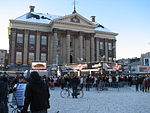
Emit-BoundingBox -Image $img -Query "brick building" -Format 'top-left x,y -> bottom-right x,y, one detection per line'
8,6 -> 118,69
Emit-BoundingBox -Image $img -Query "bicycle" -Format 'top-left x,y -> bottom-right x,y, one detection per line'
9,103 -> 22,113
9,103 -> 31,113
60,87 -> 84,98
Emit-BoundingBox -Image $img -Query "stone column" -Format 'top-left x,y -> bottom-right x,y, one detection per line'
47,33 -> 52,64
66,31 -> 71,64
23,30 -> 29,64
113,39 -> 116,59
79,32 -> 83,62
53,29 -> 58,64
35,31 -> 41,61
96,40 -> 99,62
105,40 -> 108,61
10,28 -> 16,64
91,35 -> 95,62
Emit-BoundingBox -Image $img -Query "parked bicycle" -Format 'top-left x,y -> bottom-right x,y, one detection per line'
60,87 -> 84,98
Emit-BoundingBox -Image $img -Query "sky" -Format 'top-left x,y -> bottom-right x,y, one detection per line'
0,0 -> 150,60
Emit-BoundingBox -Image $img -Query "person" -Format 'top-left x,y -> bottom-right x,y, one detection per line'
80,76 -> 84,90
0,76 -> 9,113
135,76 -> 140,92
71,76 -> 80,98
85,76 -> 91,91
21,71 -> 50,113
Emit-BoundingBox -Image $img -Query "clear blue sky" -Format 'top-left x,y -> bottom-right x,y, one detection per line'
0,0 -> 150,59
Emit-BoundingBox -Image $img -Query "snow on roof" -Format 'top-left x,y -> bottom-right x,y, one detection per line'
93,21 -> 112,33
15,12 -> 113,33
15,12 -> 61,24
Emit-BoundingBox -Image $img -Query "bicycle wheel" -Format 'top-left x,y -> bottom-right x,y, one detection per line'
11,108 -> 19,113
60,89 -> 69,98
77,89 -> 84,98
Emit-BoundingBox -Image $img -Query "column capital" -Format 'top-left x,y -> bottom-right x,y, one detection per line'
48,32 -> 52,36
113,39 -> 117,42
90,33 -> 95,37
52,28 -> 58,33
11,28 -> 16,32
24,29 -> 29,33
66,30 -> 72,35
36,31 -> 41,36
78,31 -> 84,36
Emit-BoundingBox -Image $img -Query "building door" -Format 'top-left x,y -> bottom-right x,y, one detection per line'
70,55 -> 73,63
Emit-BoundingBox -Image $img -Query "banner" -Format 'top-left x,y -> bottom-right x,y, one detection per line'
12,83 -> 27,106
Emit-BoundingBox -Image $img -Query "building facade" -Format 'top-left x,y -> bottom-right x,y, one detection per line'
8,6 -> 118,68
117,57 -> 141,73
141,52 -> 150,66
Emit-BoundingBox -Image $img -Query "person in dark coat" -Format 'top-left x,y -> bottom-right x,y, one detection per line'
135,76 -> 140,91
71,76 -> 80,98
85,76 -> 91,91
0,76 -> 9,113
21,71 -> 50,113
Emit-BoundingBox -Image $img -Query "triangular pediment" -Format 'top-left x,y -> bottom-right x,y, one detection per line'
53,13 -> 97,28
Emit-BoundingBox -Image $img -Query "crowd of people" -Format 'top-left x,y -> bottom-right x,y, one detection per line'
0,72 -> 50,113
0,72 -> 150,113
47,74 -> 150,91
135,75 -> 150,92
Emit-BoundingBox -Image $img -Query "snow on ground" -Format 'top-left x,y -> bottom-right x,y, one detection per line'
48,86 -> 150,113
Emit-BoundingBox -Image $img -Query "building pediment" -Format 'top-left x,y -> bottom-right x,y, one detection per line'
53,13 -> 96,28
51,13 -> 97,33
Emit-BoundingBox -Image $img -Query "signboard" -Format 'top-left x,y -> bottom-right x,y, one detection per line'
103,63 -> 121,71
32,62 -> 47,70
66,64 -> 87,71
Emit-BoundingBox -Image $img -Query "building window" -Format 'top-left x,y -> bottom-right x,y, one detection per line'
70,41 -> 72,47
28,52 -> 35,64
17,34 -> 23,43
0,58 -> 3,61
29,35 -> 35,44
41,36 -> 47,45
41,53 -> 47,61
16,52 -> 22,63
55,37 -> 60,46
144,58 -> 149,66
99,42 -> 104,50
58,37 -> 61,46
108,43 -> 112,50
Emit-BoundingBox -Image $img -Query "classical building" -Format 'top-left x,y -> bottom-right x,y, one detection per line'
8,6 -> 118,68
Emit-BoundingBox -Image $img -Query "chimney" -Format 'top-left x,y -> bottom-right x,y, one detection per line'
29,6 -> 35,12
90,16 -> 95,22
